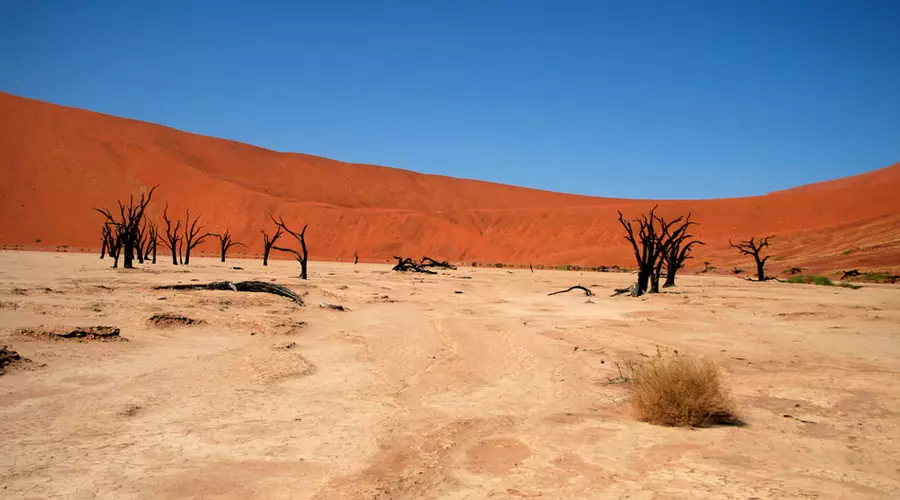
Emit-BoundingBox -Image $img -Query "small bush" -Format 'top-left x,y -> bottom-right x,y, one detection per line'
786,274 -> 834,286
632,355 -> 740,427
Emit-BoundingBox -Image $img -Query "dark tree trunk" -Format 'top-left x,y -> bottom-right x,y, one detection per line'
664,268 -> 677,287
185,247 -> 192,265
636,270 -> 650,296
152,242 -> 157,264
122,242 -> 134,269
756,260 -> 765,281
263,247 -> 271,266
101,237 -> 107,259
300,259 -> 308,280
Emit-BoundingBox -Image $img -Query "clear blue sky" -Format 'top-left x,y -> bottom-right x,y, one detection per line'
2,1 -> 898,199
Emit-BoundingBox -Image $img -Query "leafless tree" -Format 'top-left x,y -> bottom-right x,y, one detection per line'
102,223 -> 122,268
261,225 -> 283,266
182,210 -> 211,265
617,206 -> 697,295
142,221 -> 160,264
100,226 -> 108,259
162,205 -> 183,265
269,215 -> 308,279
94,186 -> 157,269
134,220 -> 147,264
661,214 -> 704,287
618,206 -> 679,296
354,251 -> 359,265
213,229 -> 244,262
729,236 -> 774,281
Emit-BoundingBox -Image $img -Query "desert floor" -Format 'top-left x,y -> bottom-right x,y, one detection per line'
1,251 -> 899,499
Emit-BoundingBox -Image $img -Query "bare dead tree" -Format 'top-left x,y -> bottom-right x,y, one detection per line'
134,220 -> 147,264
729,236 -> 774,281
617,206 -> 665,296
102,223 -> 122,268
100,227 -> 108,259
393,256 -> 437,274
261,225 -> 283,266
354,251 -> 359,265
661,213 -> 704,288
269,215 -> 309,279
182,210 -> 211,265
161,205 -> 183,265
143,221 -> 160,264
213,229 -> 244,262
93,186 -> 157,269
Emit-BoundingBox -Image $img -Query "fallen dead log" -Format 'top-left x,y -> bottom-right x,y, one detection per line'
154,280 -> 304,305
420,256 -> 456,270
392,256 -> 437,274
17,326 -> 126,342
611,284 -> 637,297
548,285 -> 594,297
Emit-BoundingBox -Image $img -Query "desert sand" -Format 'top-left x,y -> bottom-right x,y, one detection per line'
2,92 -> 899,273
2,251 -> 899,499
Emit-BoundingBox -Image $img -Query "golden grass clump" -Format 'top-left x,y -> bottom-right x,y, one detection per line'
632,354 -> 741,427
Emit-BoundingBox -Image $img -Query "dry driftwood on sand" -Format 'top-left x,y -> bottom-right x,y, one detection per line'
155,280 -> 304,305
548,285 -> 594,297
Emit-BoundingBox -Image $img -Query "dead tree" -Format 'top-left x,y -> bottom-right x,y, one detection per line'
617,206 -> 666,296
161,205 -> 183,265
143,221 -> 160,264
393,256 -> 437,274
102,223 -> 122,268
420,256 -> 457,270
261,225 -> 283,266
661,214 -> 704,287
269,215 -> 309,279
94,186 -> 157,269
134,220 -> 147,264
213,230 -> 244,262
354,251 -> 359,265
729,236 -> 774,281
100,227 -> 108,259
182,210 -> 211,265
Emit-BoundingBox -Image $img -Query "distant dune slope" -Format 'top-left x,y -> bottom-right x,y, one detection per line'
2,92 -> 898,273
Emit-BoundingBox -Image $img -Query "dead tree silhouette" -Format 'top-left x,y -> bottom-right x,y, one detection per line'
182,210 -> 211,265
261,225 -> 284,266
213,230 -> 245,262
269,215 -> 309,279
661,214 -> 704,287
161,205 -> 183,265
93,186 -> 157,269
729,236 -> 775,281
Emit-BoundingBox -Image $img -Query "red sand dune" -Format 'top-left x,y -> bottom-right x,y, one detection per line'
1,92 -> 898,273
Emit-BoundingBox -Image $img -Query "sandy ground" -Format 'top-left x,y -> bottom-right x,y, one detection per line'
1,251 -> 899,499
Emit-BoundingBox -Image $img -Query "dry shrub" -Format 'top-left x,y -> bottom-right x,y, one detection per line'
632,354 -> 741,427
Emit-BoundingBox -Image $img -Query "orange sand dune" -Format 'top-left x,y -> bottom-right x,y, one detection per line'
1,92 -> 898,273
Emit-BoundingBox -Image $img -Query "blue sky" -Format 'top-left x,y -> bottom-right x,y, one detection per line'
2,1 -> 898,199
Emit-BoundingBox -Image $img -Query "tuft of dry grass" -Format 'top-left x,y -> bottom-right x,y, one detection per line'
632,354 -> 741,427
